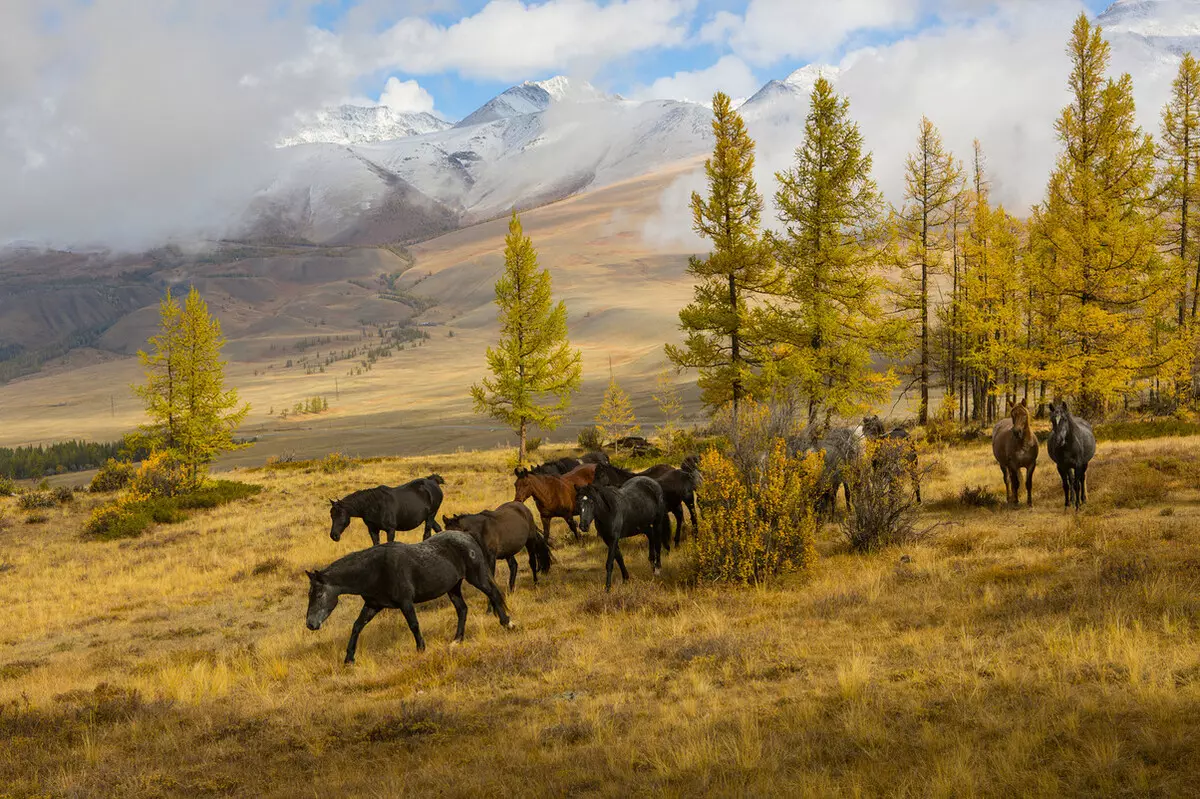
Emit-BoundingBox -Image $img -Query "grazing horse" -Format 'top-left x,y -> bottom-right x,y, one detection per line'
992,400 -> 1039,506
304,532 -> 513,664
513,468 -> 590,542
576,478 -> 668,591
1047,401 -> 1096,509
443,501 -> 553,603
580,451 -> 610,465
862,416 -> 921,503
791,427 -> 865,518
329,474 -> 445,545
593,461 -> 699,548
531,457 -> 581,477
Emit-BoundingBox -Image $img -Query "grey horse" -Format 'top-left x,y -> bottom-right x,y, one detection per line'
1047,400 -> 1096,509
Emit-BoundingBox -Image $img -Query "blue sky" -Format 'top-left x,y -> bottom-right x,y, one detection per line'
304,0 -> 1118,120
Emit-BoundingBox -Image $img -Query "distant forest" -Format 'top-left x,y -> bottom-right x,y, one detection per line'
0,439 -> 148,480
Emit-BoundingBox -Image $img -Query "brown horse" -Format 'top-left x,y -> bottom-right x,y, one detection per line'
443,502 -> 552,613
513,466 -> 595,542
992,399 -> 1039,506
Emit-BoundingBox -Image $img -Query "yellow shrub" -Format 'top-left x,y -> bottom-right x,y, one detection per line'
131,451 -> 190,498
695,440 -> 820,584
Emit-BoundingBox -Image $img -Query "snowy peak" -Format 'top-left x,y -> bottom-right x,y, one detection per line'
784,64 -> 840,94
456,76 -> 615,128
740,64 -> 838,117
280,105 -> 452,147
1098,0 -> 1200,36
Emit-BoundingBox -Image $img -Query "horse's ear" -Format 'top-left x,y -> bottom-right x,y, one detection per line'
513,467 -> 521,476
306,570 -> 324,583
328,498 -> 337,506
1059,401 -> 1069,414
1019,398 -> 1027,408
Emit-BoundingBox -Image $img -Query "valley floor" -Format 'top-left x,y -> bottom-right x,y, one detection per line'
3,438 -> 1200,797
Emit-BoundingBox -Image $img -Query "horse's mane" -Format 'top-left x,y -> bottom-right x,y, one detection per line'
1011,403 -> 1036,445
336,485 -> 392,513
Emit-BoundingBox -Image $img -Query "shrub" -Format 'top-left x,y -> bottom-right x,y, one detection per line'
131,451 -> 191,498
17,491 -> 55,511
694,440 -> 820,584
924,392 -> 959,445
320,452 -> 355,473
959,485 -> 1001,509
0,476 -> 15,496
53,486 -> 76,504
1094,418 -> 1200,442
577,426 -> 604,452
89,459 -> 136,493
525,437 -> 542,453
24,513 -> 49,525
841,439 -> 927,553
85,498 -> 152,540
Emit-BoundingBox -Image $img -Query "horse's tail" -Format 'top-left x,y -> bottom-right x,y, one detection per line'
531,530 -> 554,574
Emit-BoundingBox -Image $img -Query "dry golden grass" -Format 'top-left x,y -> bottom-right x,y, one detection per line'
4,438 -> 1200,797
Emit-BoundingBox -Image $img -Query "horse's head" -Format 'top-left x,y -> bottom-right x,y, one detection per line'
305,570 -> 339,631
1048,401 -> 1070,447
513,468 -> 533,502
428,473 -> 445,486
328,499 -> 352,542
442,513 -> 462,530
862,415 -> 885,439
576,485 -> 597,533
1010,400 -> 1032,444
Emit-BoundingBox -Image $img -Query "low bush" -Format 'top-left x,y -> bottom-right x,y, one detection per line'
0,475 -> 15,496
959,485 -> 1001,509
577,426 -> 604,452
52,486 -> 75,504
17,491 -> 55,511
131,452 -> 190,498
89,459 -> 137,493
842,439 -> 927,553
525,437 -> 542,453
695,440 -> 821,584
83,480 -> 262,540
320,452 -> 355,474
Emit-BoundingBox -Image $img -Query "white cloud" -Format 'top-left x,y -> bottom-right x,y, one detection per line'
364,0 -> 696,80
378,76 -> 436,113
703,0 -> 922,66
629,55 -> 759,104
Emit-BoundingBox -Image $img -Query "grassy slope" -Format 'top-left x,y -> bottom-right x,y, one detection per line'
3,439 -> 1200,797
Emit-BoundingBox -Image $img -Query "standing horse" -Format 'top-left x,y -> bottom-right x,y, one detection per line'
304,532 -> 513,664
992,400 -> 1039,506
531,457 -> 581,477
1047,401 -> 1096,509
790,427 -> 864,518
593,462 -> 699,548
513,467 -> 594,542
862,416 -> 921,503
443,502 -> 553,598
576,478 -> 668,591
329,474 -> 445,545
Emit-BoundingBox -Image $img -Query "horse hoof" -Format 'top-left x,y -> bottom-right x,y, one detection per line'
653,567 -> 662,576
506,621 -> 518,630
450,639 -> 462,647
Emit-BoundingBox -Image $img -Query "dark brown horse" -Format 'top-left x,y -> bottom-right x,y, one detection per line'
442,502 -> 553,599
992,399 -> 1039,506
513,466 -> 595,542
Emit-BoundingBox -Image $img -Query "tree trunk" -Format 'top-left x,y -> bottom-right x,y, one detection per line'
519,420 -> 527,466
729,273 -> 742,434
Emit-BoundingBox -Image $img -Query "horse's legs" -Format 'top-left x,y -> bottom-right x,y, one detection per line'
398,599 -> 425,652
564,515 -> 580,542
1079,463 -> 1089,505
614,544 -> 630,583
684,495 -> 698,543
540,514 -> 554,541
604,537 -> 621,592
447,582 -> 468,643
367,525 -> 381,546
344,602 -> 380,664
1057,465 -> 1071,508
386,528 -> 396,544
506,556 -> 519,592
526,542 -> 539,585
463,560 -> 512,629
1025,464 -> 1036,507
430,513 -> 443,535
1000,467 -> 1014,505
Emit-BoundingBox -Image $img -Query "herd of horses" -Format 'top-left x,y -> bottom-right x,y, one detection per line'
305,402 -> 1099,664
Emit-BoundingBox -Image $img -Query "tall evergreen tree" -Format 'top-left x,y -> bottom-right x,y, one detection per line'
1033,14 -> 1165,417
471,211 -> 583,463
666,92 -> 776,426
134,287 -> 249,483
595,374 -> 640,449
768,76 -> 905,433
896,117 -> 963,424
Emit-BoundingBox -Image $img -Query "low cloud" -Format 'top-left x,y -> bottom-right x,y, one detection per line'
378,77 -> 437,113
629,55 -> 760,105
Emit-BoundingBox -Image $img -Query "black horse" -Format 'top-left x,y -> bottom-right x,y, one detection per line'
1047,400 -> 1096,509
580,451 -> 610,465
329,474 -> 445,545
305,532 -> 513,664
593,461 -> 699,548
576,478 -> 668,591
530,457 -> 581,477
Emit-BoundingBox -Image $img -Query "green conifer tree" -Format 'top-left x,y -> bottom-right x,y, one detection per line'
471,211 -> 583,463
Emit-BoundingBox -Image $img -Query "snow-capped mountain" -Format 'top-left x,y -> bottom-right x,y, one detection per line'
456,77 -> 615,127
280,105 -> 453,147
1099,0 -> 1200,77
